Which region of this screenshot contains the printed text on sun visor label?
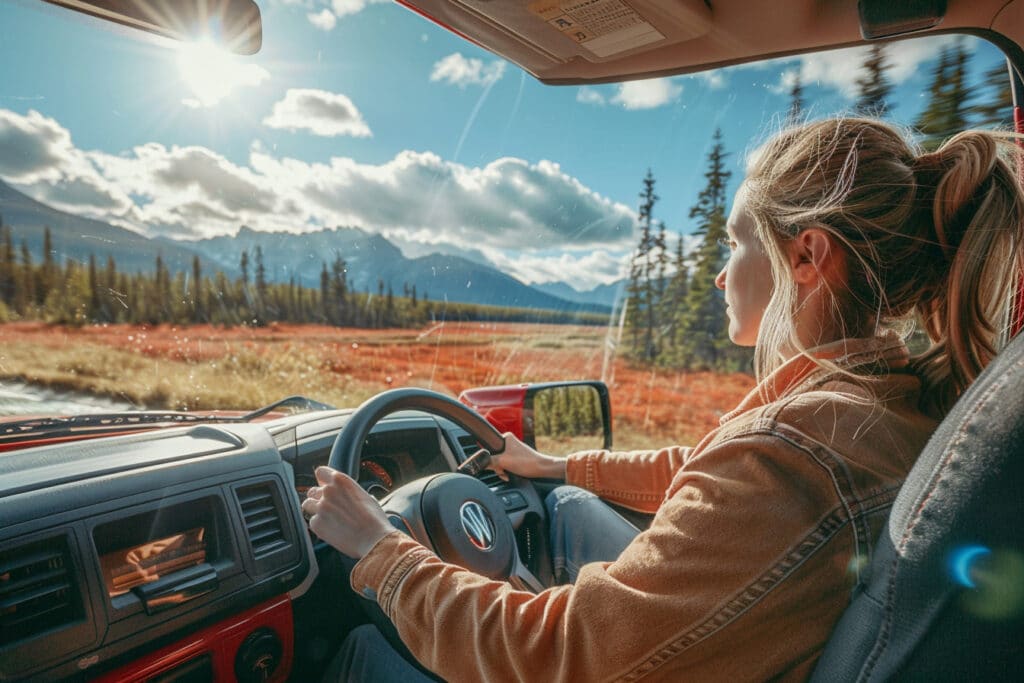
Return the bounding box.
[528,0,664,58]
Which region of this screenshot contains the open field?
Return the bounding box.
[0,321,754,450]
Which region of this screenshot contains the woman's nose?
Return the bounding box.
[714,265,727,290]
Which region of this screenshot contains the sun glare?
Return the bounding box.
[177,40,267,108]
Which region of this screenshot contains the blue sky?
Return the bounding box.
[0,0,1009,290]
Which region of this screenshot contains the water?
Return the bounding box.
[0,381,136,416]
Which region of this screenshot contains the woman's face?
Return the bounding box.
[715,186,774,346]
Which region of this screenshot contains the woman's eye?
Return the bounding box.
[717,236,736,250]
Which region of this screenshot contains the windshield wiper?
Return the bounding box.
[0,395,334,444]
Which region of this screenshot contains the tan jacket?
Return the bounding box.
[350,334,938,682]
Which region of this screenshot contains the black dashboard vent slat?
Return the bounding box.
[456,433,480,457]
[236,483,289,560]
[456,432,510,492]
[0,535,82,647]
[477,470,506,489]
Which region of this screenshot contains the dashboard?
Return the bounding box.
[0,407,530,682]
[282,412,462,502]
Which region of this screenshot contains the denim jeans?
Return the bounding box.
[546,484,642,583]
[329,485,639,681]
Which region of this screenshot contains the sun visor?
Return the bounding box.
[398,0,712,81]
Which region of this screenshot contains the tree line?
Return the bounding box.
[626,43,1012,373]
[0,224,606,328]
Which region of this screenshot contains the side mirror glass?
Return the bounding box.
[526,382,611,457]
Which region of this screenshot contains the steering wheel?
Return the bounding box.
[327,387,545,593]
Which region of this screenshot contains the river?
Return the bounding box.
[0,381,136,416]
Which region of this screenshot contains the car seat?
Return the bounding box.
[810,329,1024,680]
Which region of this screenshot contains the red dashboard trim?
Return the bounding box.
[91,596,293,683]
[0,429,155,452]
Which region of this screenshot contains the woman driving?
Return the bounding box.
[302,117,1024,682]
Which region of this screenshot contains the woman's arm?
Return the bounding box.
[348,435,847,683]
[492,433,691,513]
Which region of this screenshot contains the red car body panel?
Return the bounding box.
[459,385,529,440]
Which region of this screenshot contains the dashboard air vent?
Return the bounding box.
[455,433,481,458]
[0,535,82,646]
[236,483,289,559]
[456,432,510,492]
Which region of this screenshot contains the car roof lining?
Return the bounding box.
[397,0,1021,84]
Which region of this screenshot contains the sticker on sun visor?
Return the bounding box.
[528,0,664,58]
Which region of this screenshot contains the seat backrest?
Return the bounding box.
[811,330,1024,681]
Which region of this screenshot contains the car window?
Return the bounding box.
[0,0,1014,450]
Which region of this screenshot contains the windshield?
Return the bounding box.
[0,0,1013,449]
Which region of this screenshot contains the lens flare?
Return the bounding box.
[948,546,1024,620]
[948,544,991,589]
[177,40,268,108]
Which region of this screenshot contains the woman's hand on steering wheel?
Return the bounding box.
[302,466,395,559]
[490,432,568,481]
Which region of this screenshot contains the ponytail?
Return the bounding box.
[910,131,1024,414]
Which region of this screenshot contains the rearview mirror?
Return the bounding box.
[42,0,262,54]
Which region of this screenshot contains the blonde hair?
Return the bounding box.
[743,117,1024,414]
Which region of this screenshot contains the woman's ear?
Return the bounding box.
[787,227,843,286]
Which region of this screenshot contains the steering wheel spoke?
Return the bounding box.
[508,559,544,594]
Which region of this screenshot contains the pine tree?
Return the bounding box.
[787,70,805,122]
[678,128,732,370]
[624,170,660,360]
[254,245,268,324]
[969,60,1014,129]
[659,234,689,364]
[104,255,119,321]
[87,253,101,321]
[39,227,56,305]
[191,255,204,323]
[916,41,972,151]
[319,261,330,323]
[0,220,15,307]
[854,43,893,116]
[20,241,34,314]
[331,256,348,326]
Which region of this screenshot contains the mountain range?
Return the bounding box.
[0,179,621,312]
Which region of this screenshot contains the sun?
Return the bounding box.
[177,40,268,108]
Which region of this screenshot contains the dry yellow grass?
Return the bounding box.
[0,339,384,411]
[0,322,754,451]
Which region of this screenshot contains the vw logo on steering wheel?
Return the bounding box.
[459,501,495,551]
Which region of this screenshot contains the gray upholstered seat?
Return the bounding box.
[811,330,1024,681]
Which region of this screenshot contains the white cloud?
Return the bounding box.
[430,53,507,88]
[487,249,629,291]
[248,151,635,249]
[331,0,370,17]
[693,71,725,89]
[307,8,337,30]
[0,109,74,182]
[263,89,372,137]
[289,0,388,30]
[611,78,682,110]
[0,107,636,273]
[576,87,607,106]
[772,34,967,99]
[0,109,132,217]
